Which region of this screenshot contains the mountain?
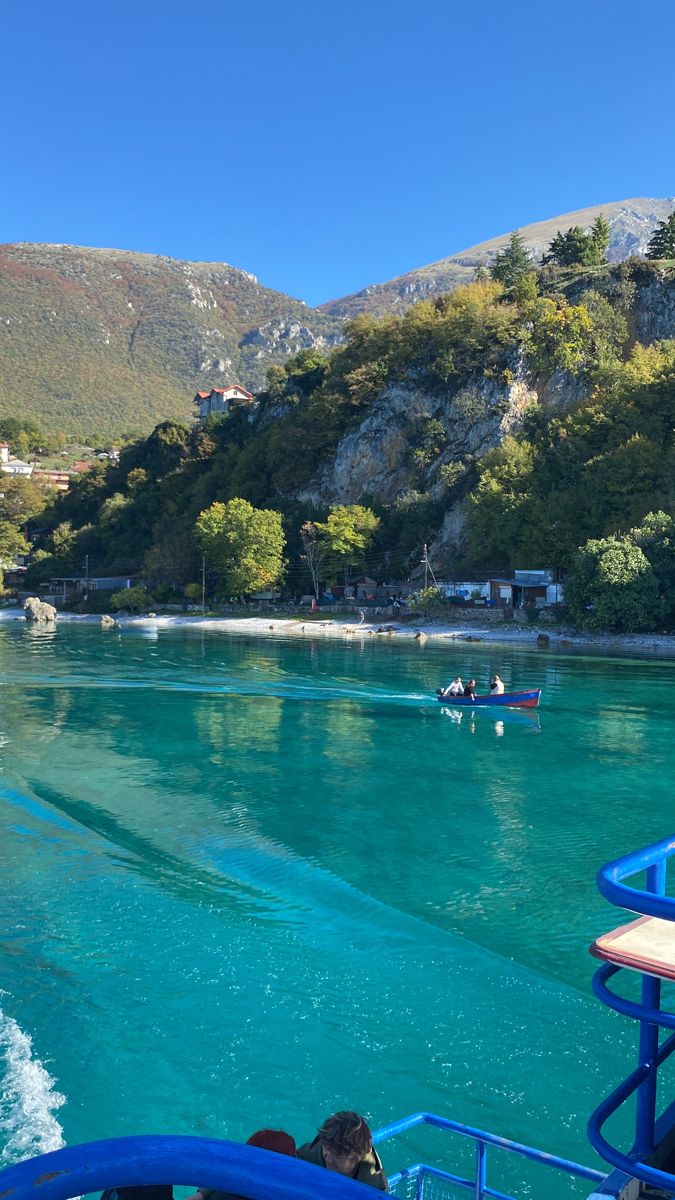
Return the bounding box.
[1,198,673,439]
[320,198,675,319]
[0,243,341,439]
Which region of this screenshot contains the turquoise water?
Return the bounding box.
[1,621,674,1193]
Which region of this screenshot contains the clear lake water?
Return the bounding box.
[1,621,674,1196]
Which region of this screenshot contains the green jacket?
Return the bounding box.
[297,1138,388,1190]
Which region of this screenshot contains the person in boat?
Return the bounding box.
[440,676,464,697]
[297,1110,387,1191]
[490,674,505,695]
[186,1130,296,1200]
[463,679,477,699]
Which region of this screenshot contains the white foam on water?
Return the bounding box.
[0,1006,66,1163]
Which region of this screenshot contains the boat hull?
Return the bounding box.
[436,688,541,709]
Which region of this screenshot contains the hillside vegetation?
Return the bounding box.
[17,256,675,630]
[0,243,340,440]
[0,199,672,442]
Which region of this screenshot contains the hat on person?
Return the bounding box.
[247,1130,296,1156]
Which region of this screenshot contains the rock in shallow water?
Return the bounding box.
[24,597,57,623]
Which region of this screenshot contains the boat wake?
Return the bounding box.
[0,1006,65,1163]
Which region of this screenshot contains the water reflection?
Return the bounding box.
[439,706,541,734]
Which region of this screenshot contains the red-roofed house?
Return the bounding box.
[32,469,72,492]
[193,385,255,422]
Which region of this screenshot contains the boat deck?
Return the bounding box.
[591,916,675,981]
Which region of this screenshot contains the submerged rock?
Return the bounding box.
[24,597,57,623]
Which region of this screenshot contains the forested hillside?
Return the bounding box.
[0,244,341,440]
[0,199,672,441]
[12,253,675,631]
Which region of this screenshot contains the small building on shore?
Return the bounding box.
[46,575,137,603]
[489,569,563,608]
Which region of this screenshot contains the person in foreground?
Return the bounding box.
[463,679,477,699]
[298,1110,387,1190]
[186,1129,296,1200]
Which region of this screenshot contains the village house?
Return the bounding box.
[193,385,255,422]
[489,569,564,608]
[32,468,72,492]
[0,442,33,477]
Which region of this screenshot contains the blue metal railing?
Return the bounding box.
[0,1112,604,1200]
[588,834,675,1191]
[374,1112,603,1200]
[0,1135,376,1200]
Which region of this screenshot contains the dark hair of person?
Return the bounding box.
[318,1111,373,1158]
[247,1130,296,1156]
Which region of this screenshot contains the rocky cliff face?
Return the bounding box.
[298,367,537,508]
[631,272,675,344]
[297,263,675,556]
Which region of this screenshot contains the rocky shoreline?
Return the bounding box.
[2,607,675,658]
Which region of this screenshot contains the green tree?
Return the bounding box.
[0,476,46,525]
[526,296,595,377]
[110,585,153,613]
[0,417,44,454]
[544,222,608,268]
[489,232,532,288]
[647,212,675,260]
[314,504,380,583]
[566,535,665,632]
[590,214,611,262]
[50,521,77,559]
[631,511,675,624]
[195,498,286,595]
[144,420,191,479]
[0,520,29,566]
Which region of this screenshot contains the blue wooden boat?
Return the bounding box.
[436,687,541,709]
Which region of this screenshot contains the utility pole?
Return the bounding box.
[201,555,206,615]
[84,554,89,598]
[423,544,428,590]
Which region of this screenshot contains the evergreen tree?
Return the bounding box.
[647,212,675,260]
[590,213,611,263]
[489,231,532,287]
[544,222,608,268]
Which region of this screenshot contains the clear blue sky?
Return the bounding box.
[2,0,674,306]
